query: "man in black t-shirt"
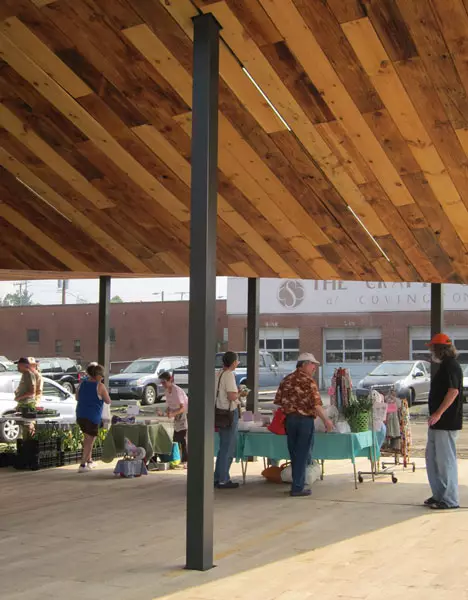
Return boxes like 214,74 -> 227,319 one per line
425,333 -> 463,510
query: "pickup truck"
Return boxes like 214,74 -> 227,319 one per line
173,351 -> 284,392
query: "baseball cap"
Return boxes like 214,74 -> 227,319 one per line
15,357 -> 36,365
298,352 -> 320,365
426,333 -> 452,346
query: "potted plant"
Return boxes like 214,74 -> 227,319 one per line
20,402 -> 37,419
343,395 -> 372,433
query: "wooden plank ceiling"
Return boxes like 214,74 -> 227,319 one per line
1,0 -> 468,282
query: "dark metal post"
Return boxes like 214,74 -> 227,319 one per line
430,283 -> 444,377
98,276 -> 111,382
186,13 -> 220,572
246,278 -> 260,413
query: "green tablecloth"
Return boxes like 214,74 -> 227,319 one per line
102,423 -> 173,463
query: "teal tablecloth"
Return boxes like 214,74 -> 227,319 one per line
240,431 -> 374,463
215,430 -> 377,463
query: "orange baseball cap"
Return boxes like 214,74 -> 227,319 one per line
427,333 -> 452,346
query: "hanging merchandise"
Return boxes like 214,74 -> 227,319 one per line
380,387 -> 415,472
329,368 -> 353,410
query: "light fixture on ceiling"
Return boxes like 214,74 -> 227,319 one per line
242,67 -> 291,131
15,177 -> 72,222
347,205 -> 391,263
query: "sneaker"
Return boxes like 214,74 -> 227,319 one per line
424,497 -> 438,506
87,461 -> 97,469
430,501 -> 459,510
290,489 -> 312,497
217,481 -> 239,489
78,465 -> 91,473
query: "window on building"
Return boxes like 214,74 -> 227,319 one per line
256,328 -> 299,364
55,339 -> 63,355
325,332 -> 382,364
411,337 -> 468,364
27,329 -> 40,343
110,327 -> 116,343
73,339 -> 81,354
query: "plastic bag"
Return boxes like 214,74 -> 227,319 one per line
335,420 -> 351,434
102,402 -> 111,428
280,461 -> 321,485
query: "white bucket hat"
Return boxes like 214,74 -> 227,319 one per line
298,352 -> 320,365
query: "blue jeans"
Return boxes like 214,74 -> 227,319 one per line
286,413 -> 315,493
214,409 -> 239,484
426,428 -> 459,507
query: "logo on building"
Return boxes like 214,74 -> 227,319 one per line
277,280 -> 305,309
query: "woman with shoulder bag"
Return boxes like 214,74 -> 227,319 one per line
214,351 -> 241,489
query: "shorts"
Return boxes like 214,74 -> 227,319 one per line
77,418 -> 99,437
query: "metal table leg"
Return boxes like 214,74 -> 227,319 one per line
241,459 -> 248,484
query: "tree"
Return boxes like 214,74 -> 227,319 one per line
111,295 -> 124,303
2,288 -> 35,307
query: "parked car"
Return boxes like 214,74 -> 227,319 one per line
357,360 -> 431,406
173,351 -> 284,392
0,374 -> 77,442
108,356 -> 188,405
0,360 -> 15,373
36,357 -> 83,394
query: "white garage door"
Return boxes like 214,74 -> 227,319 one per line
258,328 -> 299,371
410,327 -> 468,365
324,328 -> 382,388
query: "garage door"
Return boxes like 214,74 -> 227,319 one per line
258,328 -> 299,371
324,328 -> 382,388
410,327 -> 468,365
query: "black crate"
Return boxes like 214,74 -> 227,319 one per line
60,451 -> 82,466
15,440 -> 61,470
92,446 -> 103,460
0,452 -> 15,467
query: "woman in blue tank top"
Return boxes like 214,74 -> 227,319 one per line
76,362 -> 111,473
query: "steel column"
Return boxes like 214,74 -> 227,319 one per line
98,276 -> 111,382
430,283 -> 444,377
246,278 -> 260,413
186,13 -> 220,572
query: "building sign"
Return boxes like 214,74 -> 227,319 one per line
227,278 -> 468,315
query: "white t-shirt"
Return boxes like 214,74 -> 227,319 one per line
215,369 -> 238,411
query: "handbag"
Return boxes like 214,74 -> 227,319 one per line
268,407 -> 286,435
215,371 -> 234,429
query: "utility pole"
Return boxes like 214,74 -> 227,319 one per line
14,281 -> 29,306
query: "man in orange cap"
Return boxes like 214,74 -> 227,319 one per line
425,333 -> 463,509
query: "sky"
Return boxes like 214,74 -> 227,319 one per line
0,277 -> 228,305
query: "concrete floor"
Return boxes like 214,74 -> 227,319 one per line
1,456 -> 468,600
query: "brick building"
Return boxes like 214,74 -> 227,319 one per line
1,278 -> 468,387
0,301 -> 228,371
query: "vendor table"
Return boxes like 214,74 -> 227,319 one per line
102,422 -> 173,462
217,430 -> 376,488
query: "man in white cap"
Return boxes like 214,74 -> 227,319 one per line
275,353 -> 333,497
